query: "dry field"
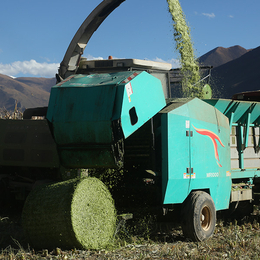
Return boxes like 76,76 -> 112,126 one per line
1,209 -> 260,260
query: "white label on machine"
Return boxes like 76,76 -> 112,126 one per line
186,120 -> 190,129
125,82 -> 133,102
183,173 -> 189,179
206,172 -> 219,178
183,173 -> 196,179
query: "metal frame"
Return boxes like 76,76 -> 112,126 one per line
58,0 -> 126,80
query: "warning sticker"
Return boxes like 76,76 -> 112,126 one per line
183,173 -> 196,179
226,171 -> 231,177
183,173 -> 190,179
122,72 -> 139,84
125,82 -> 133,102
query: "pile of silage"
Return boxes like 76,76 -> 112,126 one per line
22,177 -> 116,250
60,166 -> 89,181
167,0 -> 202,98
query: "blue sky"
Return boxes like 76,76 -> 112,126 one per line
0,0 -> 259,78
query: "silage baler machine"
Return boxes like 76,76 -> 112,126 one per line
1,0 -> 260,247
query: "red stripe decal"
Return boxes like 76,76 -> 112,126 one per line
193,126 -> 224,167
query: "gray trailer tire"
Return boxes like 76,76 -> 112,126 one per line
181,191 -> 216,242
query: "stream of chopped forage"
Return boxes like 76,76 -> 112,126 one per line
167,0 -> 202,97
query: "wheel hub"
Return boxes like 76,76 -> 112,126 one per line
200,206 -> 211,231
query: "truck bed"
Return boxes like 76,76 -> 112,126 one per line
0,119 -> 59,168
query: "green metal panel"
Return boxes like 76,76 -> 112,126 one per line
47,71 -> 166,168
161,98 -> 231,211
48,77 -> 118,145
114,71 -> 166,138
252,103 -> 260,124
161,112 -> 191,205
226,102 -> 251,123
243,103 -> 260,124
47,73 -> 123,168
203,99 -> 232,114
204,99 -> 260,125
231,169 -> 260,179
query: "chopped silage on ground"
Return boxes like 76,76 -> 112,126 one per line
22,177 -> 116,250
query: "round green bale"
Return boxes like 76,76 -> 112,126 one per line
22,177 -> 116,250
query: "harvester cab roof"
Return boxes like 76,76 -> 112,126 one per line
77,57 -> 172,99
78,57 -> 172,73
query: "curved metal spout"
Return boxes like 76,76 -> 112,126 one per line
58,0 -> 126,80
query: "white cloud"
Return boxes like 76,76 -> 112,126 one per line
169,58 -> 181,68
84,54 -> 104,60
0,56 -> 180,78
229,15 -> 234,18
202,13 -> 216,18
0,60 -> 59,77
84,54 -> 123,60
153,57 -> 181,68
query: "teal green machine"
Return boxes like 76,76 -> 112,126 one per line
41,65 -> 260,244
48,70 -> 232,211
160,98 -> 231,211
47,67 -> 260,242
45,0 -> 260,243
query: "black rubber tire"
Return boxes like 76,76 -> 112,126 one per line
181,191 -> 216,241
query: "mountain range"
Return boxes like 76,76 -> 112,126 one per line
0,75 -> 55,111
198,45 -> 250,68
198,45 -> 260,98
0,45 -> 259,111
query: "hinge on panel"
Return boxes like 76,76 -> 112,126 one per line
186,130 -> 193,137
186,168 -> 193,174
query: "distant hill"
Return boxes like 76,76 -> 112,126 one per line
198,45 -> 249,68
210,46 -> 260,98
0,74 -> 54,111
1,45 -> 260,111
16,77 -> 55,93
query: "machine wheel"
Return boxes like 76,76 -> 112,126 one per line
181,191 -> 216,242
